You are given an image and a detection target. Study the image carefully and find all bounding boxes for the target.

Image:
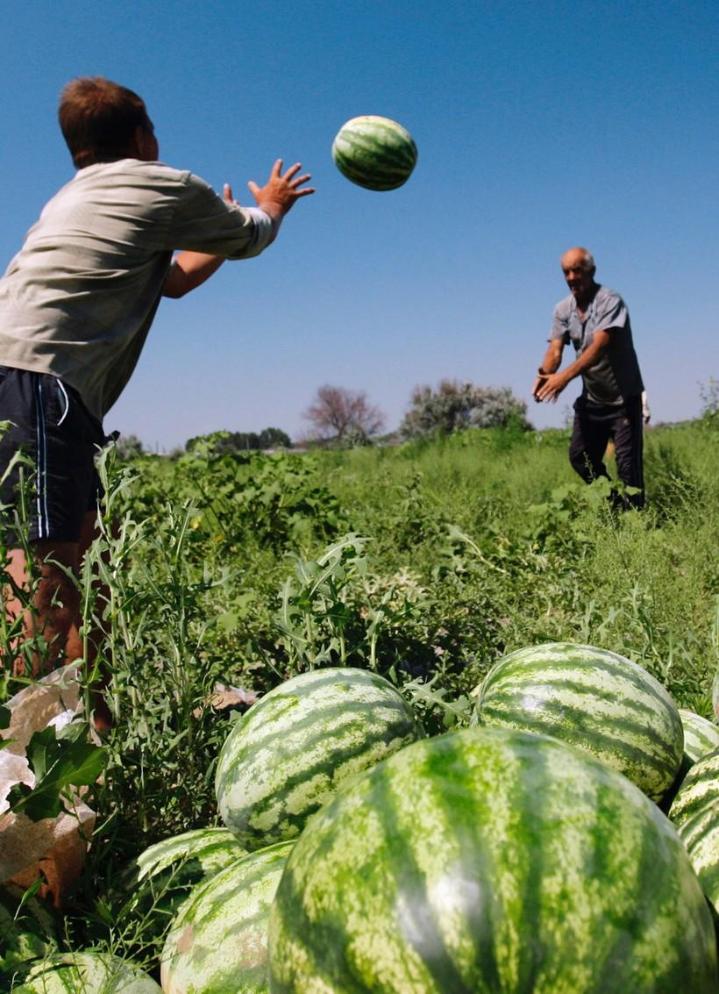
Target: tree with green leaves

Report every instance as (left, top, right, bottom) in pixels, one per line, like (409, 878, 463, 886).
(400, 379, 531, 438)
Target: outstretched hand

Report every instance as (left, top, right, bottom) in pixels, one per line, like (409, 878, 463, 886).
(535, 370, 570, 403)
(248, 160, 315, 222)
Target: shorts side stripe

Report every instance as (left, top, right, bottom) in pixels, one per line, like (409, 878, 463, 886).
(56, 380, 70, 427)
(34, 378, 49, 539)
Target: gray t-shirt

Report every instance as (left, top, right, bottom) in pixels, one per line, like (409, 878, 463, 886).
(0, 159, 276, 420)
(550, 284, 644, 406)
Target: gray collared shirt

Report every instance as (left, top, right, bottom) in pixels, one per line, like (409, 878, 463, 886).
(550, 284, 644, 405)
(0, 159, 277, 420)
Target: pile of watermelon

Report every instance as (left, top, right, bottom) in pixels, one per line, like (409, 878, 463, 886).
(5, 647, 719, 992)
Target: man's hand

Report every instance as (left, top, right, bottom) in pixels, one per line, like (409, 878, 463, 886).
(248, 160, 315, 222)
(535, 370, 571, 403)
(532, 373, 548, 401)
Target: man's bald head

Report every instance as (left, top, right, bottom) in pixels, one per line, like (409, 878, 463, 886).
(560, 247, 595, 276)
(560, 247, 597, 303)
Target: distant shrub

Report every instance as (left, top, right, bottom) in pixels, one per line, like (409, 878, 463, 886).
(185, 427, 292, 454)
(116, 433, 145, 459)
(400, 380, 532, 438)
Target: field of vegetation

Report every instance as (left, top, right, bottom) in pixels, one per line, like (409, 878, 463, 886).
(2, 409, 719, 981)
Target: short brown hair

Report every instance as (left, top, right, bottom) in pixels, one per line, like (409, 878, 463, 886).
(58, 77, 152, 168)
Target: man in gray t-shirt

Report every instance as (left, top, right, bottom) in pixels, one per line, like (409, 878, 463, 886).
(532, 247, 645, 508)
(0, 77, 313, 722)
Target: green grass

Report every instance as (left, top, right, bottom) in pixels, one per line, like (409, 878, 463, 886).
(3, 417, 719, 982)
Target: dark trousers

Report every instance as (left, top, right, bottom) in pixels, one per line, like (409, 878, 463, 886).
(568, 396, 645, 508)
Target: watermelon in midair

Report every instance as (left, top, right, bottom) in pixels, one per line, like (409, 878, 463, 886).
(332, 116, 417, 191)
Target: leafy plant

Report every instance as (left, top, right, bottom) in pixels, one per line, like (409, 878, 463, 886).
(400, 379, 531, 438)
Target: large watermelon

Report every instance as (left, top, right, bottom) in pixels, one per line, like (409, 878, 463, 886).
(331, 115, 417, 191)
(669, 747, 719, 914)
(11, 951, 161, 992)
(679, 708, 719, 764)
(269, 727, 717, 993)
(475, 642, 683, 800)
(111, 827, 248, 950)
(215, 667, 423, 849)
(161, 841, 292, 994)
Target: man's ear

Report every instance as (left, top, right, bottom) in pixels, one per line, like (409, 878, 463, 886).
(127, 126, 145, 158)
(131, 125, 157, 161)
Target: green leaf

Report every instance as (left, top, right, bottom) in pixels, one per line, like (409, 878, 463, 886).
(7, 781, 63, 821)
(25, 726, 57, 782)
(9, 725, 106, 822)
(0, 704, 11, 730)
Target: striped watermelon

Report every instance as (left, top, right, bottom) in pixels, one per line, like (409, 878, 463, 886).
(332, 116, 417, 191)
(679, 708, 719, 763)
(669, 747, 719, 915)
(215, 667, 423, 849)
(269, 727, 718, 993)
(161, 841, 292, 994)
(112, 828, 248, 950)
(475, 642, 683, 800)
(12, 951, 161, 992)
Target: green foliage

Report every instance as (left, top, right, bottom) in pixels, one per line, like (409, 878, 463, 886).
(699, 378, 719, 429)
(3, 414, 719, 973)
(185, 427, 292, 454)
(115, 434, 144, 460)
(400, 379, 532, 438)
(7, 720, 105, 821)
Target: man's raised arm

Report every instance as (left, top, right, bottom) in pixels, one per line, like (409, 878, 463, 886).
(163, 161, 314, 299)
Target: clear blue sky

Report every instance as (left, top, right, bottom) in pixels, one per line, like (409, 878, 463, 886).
(1, 1, 717, 449)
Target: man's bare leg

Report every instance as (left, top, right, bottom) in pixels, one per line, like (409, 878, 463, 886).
(6, 541, 82, 676)
(5, 510, 112, 730)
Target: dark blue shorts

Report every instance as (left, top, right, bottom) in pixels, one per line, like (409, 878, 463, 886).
(0, 367, 105, 544)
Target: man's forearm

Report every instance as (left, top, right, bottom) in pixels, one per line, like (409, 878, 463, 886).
(535, 330, 610, 402)
(560, 329, 610, 383)
(539, 343, 562, 374)
(162, 252, 225, 299)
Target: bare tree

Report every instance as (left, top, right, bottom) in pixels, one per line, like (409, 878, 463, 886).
(303, 385, 385, 443)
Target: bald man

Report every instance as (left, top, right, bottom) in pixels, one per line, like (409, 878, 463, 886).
(533, 248, 645, 508)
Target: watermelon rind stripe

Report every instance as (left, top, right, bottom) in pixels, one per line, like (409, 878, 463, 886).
(14, 952, 161, 992)
(215, 667, 424, 848)
(133, 827, 246, 881)
(679, 709, 719, 764)
(670, 748, 719, 914)
(269, 728, 718, 993)
(161, 841, 292, 994)
(476, 643, 683, 800)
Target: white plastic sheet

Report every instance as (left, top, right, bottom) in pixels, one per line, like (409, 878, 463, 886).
(0, 664, 96, 895)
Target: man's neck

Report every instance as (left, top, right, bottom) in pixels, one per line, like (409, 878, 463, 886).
(574, 281, 599, 312)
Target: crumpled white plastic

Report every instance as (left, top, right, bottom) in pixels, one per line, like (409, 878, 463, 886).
(0, 664, 96, 888)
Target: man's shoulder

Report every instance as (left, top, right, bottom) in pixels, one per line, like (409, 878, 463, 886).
(594, 284, 625, 307)
(553, 293, 574, 317)
(75, 159, 192, 186)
